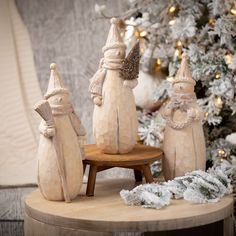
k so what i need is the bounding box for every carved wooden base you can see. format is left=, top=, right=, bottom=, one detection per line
left=24, top=179, right=234, bottom=236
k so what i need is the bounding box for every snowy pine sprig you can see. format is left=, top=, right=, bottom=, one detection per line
left=120, top=183, right=171, bottom=209
left=120, top=162, right=232, bottom=209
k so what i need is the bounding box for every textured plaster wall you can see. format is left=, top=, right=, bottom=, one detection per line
left=16, top=0, right=128, bottom=143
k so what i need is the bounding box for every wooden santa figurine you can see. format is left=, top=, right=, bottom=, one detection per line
left=89, top=18, right=140, bottom=154
left=34, top=63, right=86, bottom=202
left=162, top=55, right=206, bottom=180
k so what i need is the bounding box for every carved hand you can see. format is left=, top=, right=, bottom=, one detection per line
left=39, top=122, right=55, bottom=138
left=123, top=79, right=138, bottom=89
left=188, top=108, right=196, bottom=119
left=93, top=96, right=103, bottom=106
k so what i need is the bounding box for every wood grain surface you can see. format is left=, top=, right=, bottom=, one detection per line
left=84, top=144, right=163, bottom=166
left=83, top=144, right=162, bottom=196
left=25, top=178, right=234, bottom=233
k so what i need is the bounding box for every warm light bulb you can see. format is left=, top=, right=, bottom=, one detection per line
left=169, top=6, right=176, bottom=13
left=169, top=19, right=176, bottom=25
left=230, top=8, right=236, bottom=15
left=215, top=73, right=221, bottom=79
left=134, top=31, right=140, bottom=38
left=215, top=96, right=223, bottom=108
left=140, top=47, right=145, bottom=54
left=140, top=31, right=147, bottom=37
left=176, top=40, right=182, bottom=47
left=204, top=112, right=209, bottom=118
left=225, top=54, right=233, bottom=65
left=218, top=149, right=225, bottom=156
left=174, top=49, right=180, bottom=57
left=208, top=18, right=215, bottom=26
left=120, top=31, right=125, bottom=37
left=156, top=58, right=161, bottom=66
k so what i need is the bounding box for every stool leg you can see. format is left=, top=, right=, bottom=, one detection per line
left=86, top=165, right=97, bottom=197
left=83, top=163, right=87, bottom=175
left=142, top=164, right=153, bottom=183
left=134, top=169, right=143, bottom=182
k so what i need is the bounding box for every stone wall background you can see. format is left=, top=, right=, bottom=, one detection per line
left=16, top=0, right=128, bottom=143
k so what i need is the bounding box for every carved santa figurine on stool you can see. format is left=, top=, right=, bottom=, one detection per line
left=34, top=63, right=86, bottom=202
left=89, top=18, right=140, bottom=154
left=162, top=55, right=206, bottom=180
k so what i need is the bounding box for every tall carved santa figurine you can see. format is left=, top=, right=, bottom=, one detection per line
left=34, top=63, right=86, bottom=202
left=89, top=18, right=140, bottom=154
left=162, top=55, right=206, bottom=180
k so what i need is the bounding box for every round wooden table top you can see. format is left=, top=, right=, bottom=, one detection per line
left=25, top=178, right=234, bottom=233
left=84, top=144, right=163, bottom=166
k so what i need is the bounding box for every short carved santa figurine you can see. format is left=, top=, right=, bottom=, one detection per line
left=162, top=55, right=206, bottom=180
left=89, top=18, right=140, bottom=154
left=34, top=63, right=86, bottom=202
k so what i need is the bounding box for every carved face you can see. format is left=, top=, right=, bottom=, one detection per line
left=47, top=93, right=69, bottom=106
left=104, top=47, right=125, bottom=59
left=173, top=82, right=194, bottom=93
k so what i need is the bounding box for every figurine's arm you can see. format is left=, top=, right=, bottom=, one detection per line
left=77, top=135, right=86, bottom=160
left=69, top=110, right=86, bottom=136
left=161, top=103, right=172, bottom=118
left=69, top=110, right=86, bottom=159
left=89, top=58, right=106, bottom=106
left=194, top=105, right=204, bottom=120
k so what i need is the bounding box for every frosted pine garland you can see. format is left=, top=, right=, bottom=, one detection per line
left=120, top=162, right=232, bottom=209
left=120, top=183, right=171, bottom=209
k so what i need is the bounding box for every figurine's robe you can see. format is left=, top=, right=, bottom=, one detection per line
left=37, top=114, right=83, bottom=201
left=163, top=105, right=206, bottom=181
left=93, top=69, right=138, bottom=154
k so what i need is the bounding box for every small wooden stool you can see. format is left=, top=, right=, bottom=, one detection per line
left=83, top=144, right=163, bottom=196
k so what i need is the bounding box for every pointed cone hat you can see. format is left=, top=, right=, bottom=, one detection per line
left=102, top=18, right=126, bottom=53
left=44, top=63, right=69, bottom=99
left=174, top=54, right=196, bottom=85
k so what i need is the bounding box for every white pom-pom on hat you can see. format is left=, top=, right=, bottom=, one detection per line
left=50, top=63, right=57, bottom=70
left=110, top=17, right=120, bottom=24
